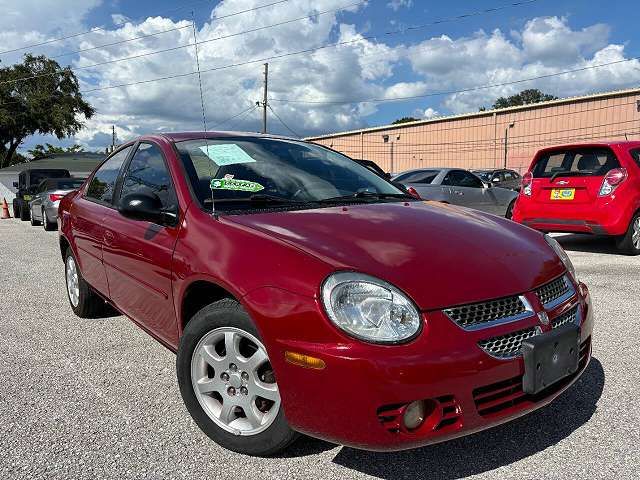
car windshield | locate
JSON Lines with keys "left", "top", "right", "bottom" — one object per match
{"left": 54, "top": 180, "right": 85, "bottom": 190}
{"left": 31, "top": 171, "right": 68, "bottom": 184}
{"left": 174, "top": 137, "right": 409, "bottom": 212}
{"left": 473, "top": 171, "right": 492, "bottom": 181}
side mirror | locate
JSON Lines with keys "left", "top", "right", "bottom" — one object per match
{"left": 483, "top": 182, "right": 493, "bottom": 189}
{"left": 118, "top": 192, "right": 178, "bottom": 226}
{"left": 385, "top": 173, "right": 392, "bottom": 180}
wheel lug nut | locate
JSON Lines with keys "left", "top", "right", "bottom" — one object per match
{"left": 240, "top": 387, "right": 248, "bottom": 396}
{"left": 229, "top": 363, "right": 237, "bottom": 372}
{"left": 227, "top": 386, "right": 236, "bottom": 396}
{"left": 221, "top": 372, "right": 229, "bottom": 381}
{"left": 241, "top": 371, "right": 249, "bottom": 381}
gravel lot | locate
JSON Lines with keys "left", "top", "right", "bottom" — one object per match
{"left": 1, "top": 218, "right": 639, "bottom": 480}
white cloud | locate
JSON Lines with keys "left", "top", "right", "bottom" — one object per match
{"left": 423, "top": 107, "right": 439, "bottom": 119}
{"left": 387, "top": 0, "right": 412, "bottom": 11}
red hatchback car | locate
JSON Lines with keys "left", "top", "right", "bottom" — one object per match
{"left": 59, "top": 132, "right": 594, "bottom": 456}
{"left": 513, "top": 141, "right": 640, "bottom": 254}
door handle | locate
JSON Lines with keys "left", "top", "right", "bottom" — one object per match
{"left": 103, "top": 230, "right": 115, "bottom": 246}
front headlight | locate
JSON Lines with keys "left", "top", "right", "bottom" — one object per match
{"left": 321, "top": 272, "right": 422, "bottom": 344}
{"left": 544, "top": 234, "right": 577, "bottom": 281}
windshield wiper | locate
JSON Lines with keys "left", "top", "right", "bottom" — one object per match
{"left": 318, "top": 191, "right": 413, "bottom": 203}
{"left": 211, "top": 193, "right": 305, "bottom": 204}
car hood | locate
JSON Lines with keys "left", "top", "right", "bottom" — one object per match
{"left": 228, "top": 201, "right": 565, "bottom": 310}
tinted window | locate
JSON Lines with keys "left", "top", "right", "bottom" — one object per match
{"left": 86, "top": 146, "right": 132, "bottom": 204}
{"left": 632, "top": 149, "right": 640, "bottom": 168}
{"left": 394, "top": 170, "right": 439, "bottom": 184}
{"left": 443, "top": 171, "right": 484, "bottom": 188}
{"left": 120, "top": 143, "right": 176, "bottom": 208}
{"left": 504, "top": 172, "right": 514, "bottom": 180}
{"left": 175, "top": 138, "right": 405, "bottom": 212}
{"left": 30, "top": 170, "right": 70, "bottom": 185}
{"left": 473, "top": 171, "right": 492, "bottom": 182}
{"left": 532, "top": 148, "right": 620, "bottom": 178}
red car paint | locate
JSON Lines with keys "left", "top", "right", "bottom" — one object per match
{"left": 59, "top": 132, "right": 593, "bottom": 451}
{"left": 513, "top": 141, "right": 640, "bottom": 236}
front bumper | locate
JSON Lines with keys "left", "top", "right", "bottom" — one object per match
{"left": 245, "top": 279, "right": 593, "bottom": 451}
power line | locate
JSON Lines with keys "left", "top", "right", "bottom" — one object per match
{"left": 0, "top": 0, "right": 364, "bottom": 87}
{"left": 225, "top": 105, "right": 261, "bottom": 131}
{"left": 267, "top": 104, "right": 302, "bottom": 137}
{"left": 270, "top": 58, "right": 640, "bottom": 105}
{"left": 0, "top": 0, "right": 292, "bottom": 57}
{"left": 212, "top": 104, "right": 258, "bottom": 129}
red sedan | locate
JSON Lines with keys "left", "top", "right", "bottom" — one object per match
{"left": 59, "top": 132, "right": 593, "bottom": 456}
{"left": 513, "top": 141, "right": 640, "bottom": 254}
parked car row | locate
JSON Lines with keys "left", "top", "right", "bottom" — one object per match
{"left": 12, "top": 168, "right": 85, "bottom": 230}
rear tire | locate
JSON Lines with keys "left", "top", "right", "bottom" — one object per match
{"left": 64, "top": 248, "right": 110, "bottom": 318}
{"left": 43, "top": 209, "right": 56, "bottom": 231}
{"left": 616, "top": 212, "right": 640, "bottom": 255}
{"left": 30, "top": 206, "right": 41, "bottom": 226}
{"left": 177, "top": 299, "right": 298, "bottom": 456}
{"left": 19, "top": 203, "right": 30, "bottom": 221}
{"left": 12, "top": 202, "right": 18, "bottom": 218}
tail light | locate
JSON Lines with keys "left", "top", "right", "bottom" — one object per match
{"left": 407, "top": 187, "right": 421, "bottom": 199}
{"left": 49, "top": 193, "right": 65, "bottom": 202}
{"left": 599, "top": 168, "right": 627, "bottom": 196}
{"left": 521, "top": 172, "right": 533, "bottom": 196}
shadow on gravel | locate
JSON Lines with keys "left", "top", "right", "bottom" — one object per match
{"left": 331, "top": 358, "right": 605, "bottom": 480}
{"left": 554, "top": 234, "right": 622, "bottom": 255}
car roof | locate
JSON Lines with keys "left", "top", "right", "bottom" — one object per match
{"left": 157, "top": 131, "right": 298, "bottom": 143}
{"left": 536, "top": 141, "right": 640, "bottom": 154}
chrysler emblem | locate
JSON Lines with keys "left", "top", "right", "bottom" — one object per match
{"left": 537, "top": 311, "right": 550, "bottom": 325}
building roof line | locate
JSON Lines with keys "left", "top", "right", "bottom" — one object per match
{"left": 305, "top": 86, "right": 640, "bottom": 141}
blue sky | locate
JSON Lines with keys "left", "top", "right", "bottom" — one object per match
{"left": 1, "top": 0, "right": 639, "bottom": 152}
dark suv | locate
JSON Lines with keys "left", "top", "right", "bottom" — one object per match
{"left": 13, "top": 169, "right": 71, "bottom": 220}
{"left": 472, "top": 169, "right": 521, "bottom": 191}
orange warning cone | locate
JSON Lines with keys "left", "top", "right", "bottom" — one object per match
{"left": 1, "top": 198, "right": 11, "bottom": 219}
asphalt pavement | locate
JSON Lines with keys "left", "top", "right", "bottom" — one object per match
{"left": 1, "top": 218, "right": 638, "bottom": 479}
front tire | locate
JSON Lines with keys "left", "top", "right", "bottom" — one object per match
{"left": 64, "top": 248, "right": 110, "bottom": 318}
{"left": 177, "top": 299, "right": 298, "bottom": 456}
{"left": 505, "top": 200, "right": 515, "bottom": 220}
{"left": 616, "top": 212, "right": 640, "bottom": 255}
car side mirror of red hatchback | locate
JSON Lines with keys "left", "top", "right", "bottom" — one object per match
{"left": 119, "top": 192, "right": 171, "bottom": 226}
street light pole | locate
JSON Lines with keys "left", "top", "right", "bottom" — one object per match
{"left": 504, "top": 122, "right": 515, "bottom": 169}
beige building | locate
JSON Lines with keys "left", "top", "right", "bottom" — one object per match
{"left": 307, "top": 87, "right": 640, "bottom": 174}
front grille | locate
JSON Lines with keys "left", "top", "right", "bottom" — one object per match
{"left": 478, "top": 326, "right": 540, "bottom": 359}
{"left": 443, "top": 295, "right": 528, "bottom": 330}
{"left": 552, "top": 306, "right": 579, "bottom": 329}
{"left": 536, "top": 275, "right": 570, "bottom": 306}
{"left": 473, "top": 337, "right": 591, "bottom": 417}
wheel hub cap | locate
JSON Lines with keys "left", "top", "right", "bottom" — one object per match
{"left": 65, "top": 256, "right": 80, "bottom": 308}
{"left": 190, "top": 327, "right": 280, "bottom": 436}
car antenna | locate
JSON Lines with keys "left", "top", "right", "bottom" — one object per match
{"left": 191, "top": 11, "right": 218, "bottom": 220}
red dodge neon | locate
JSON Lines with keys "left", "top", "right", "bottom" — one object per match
{"left": 513, "top": 141, "right": 640, "bottom": 255}
{"left": 59, "top": 132, "right": 594, "bottom": 456}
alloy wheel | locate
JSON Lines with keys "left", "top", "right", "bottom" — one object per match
{"left": 633, "top": 217, "right": 640, "bottom": 250}
{"left": 65, "top": 256, "right": 80, "bottom": 307}
{"left": 190, "top": 327, "right": 280, "bottom": 436}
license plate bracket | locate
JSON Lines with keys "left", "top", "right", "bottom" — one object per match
{"left": 522, "top": 325, "right": 580, "bottom": 395}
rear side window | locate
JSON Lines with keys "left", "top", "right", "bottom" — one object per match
{"left": 631, "top": 149, "right": 640, "bottom": 168}
{"left": 86, "top": 146, "right": 132, "bottom": 204}
{"left": 532, "top": 148, "right": 620, "bottom": 178}
{"left": 443, "top": 170, "right": 484, "bottom": 188}
{"left": 119, "top": 143, "right": 176, "bottom": 208}
{"left": 395, "top": 170, "right": 438, "bottom": 184}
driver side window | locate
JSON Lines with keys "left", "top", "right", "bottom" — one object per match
{"left": 119, "top": 143, "right": 176, "bottom": 209}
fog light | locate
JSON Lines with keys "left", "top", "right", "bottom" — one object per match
{"left": 403, "top": 401, "right": 426, "bottom": 430}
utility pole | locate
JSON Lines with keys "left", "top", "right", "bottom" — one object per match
{"left": 111, "top": 125, "right": 116, "bottom": 152}
{"left": 262, "top": 63, "right": 269, "bottom": 134}
{"left": 503, "top": 122, "right": 515, "bottom": 169}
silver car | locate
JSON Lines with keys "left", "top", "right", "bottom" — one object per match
{"left": 29, "top": 178, "right": 85, "bottom": 230}
{"left": 393, "top": 168, "right": 519, "bottom": 218}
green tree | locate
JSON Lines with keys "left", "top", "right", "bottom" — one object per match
{"left": 28, "top": 143, "right": 85, "bottom": 159}
{"left": 0, "top": 54, "right": 94, "bottom": 168}
{"left": 392, "top": 116, "right": 419, "bottom": 125}
{"left": 492, "top": 89, "right": 558, "bottom": 109}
